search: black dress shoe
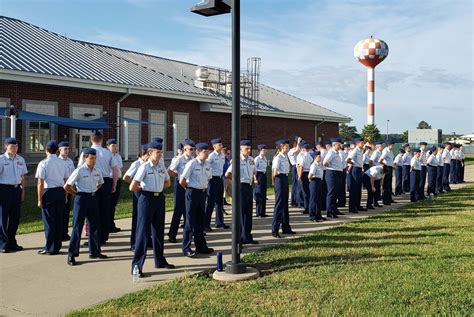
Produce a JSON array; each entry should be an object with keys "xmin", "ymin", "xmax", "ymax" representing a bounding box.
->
[
  {"xmin": 38, "ymin": 249, "xmax": 53, "ymax": 255},
  {"xmin": 67, "ymin": 256, "xmax": 76, "ymax": 266},
  {"xmin": 320, "ymin": 217, "xmax": 328, "ymax": 221},
  {"xmin": 83, "ymin": 241, "xmax": 89, "ymax": 247},
  {"xmin": 89, "ymin": 253, "xmax": 108, "ymax": 259},
  {"xmin": 282, "ymin": 230, "xmax": 296, "ymax": 234},
  {"xmin": 328, "ymin": 214, "xmax": 339, "ymax": 218},
  {"xmin": 272, "ymin": 232, "xmax": 282, "ymax": 238},
  {"xmin": 11, "ymin": 245, "xmax": 23, "ymax": 251},
  {"xmin": 260, "ymin": 214, "xmax": 268, "ymax": 218},
  {"xmin": 374, "ymin": 204, "xmax": 382, "ymax": 207},
  {"xmin": 216, "ymin": 224, "xmax": 230, "ymax": 229},
  {"xmin": 204, "ymin": 227, "xmax": 213, "ymax": 232},
  {"xmin": 183, "ymin": 250, "xmax": 196, "ymax": 257},
  {"xmin": 180, "ymin": 224, "xmax": 184, "ymax": 228},
  {"xmin": 62, "ymin": 235, "xmax": 71, "ymax": 241},
  {"xmin": 109, "ymin": 227, "xmax": 121, "ymax": 233},
  {"xmin": 391, "ymin": 200, "xmax": 398, "ymax": 203},
  {"xmin": 168, "ymin": 237, "xmax": 178, "ymax": 243},
  {"xmin": 1, "ymin": 248, "xmax": 11, "ymax": 253},
  {"xmin": 358, "ymin": 207, "xmax": 368, "ymax": 211},
  {"xmin": 157, "ymin": 262, "xmax": 175, "ymax": 269},
  {"xmin": 196, "ymin": 247, "xmax": 214, "ymax": 254},
  {"xmin": 335, "ymin": 212, "xmax": 345, "ymax": 215},
  {"xmin": 242, "ymin": 240, "xmax": 259, "ymax": 245},
  {"xmin": 349, "ymin": 210, "xmax": 359, "ymax": 214}
]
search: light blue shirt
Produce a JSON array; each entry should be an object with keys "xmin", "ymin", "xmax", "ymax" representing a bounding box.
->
[
  {"xmin": 287, "ymin": 148, "xmax": 299, "ymax": 166},
  {"xmin": 227, "ymin": 154, "xmax": 255, "ymax": 184},
  {"xmin": 66, "ymin": 164, "xmax": 104, "ymax": 193},
  {"xmin": 323, "ymin": 149, "xmax": 343, "ymax": 171},
  {"xmin": 402, "ymin": 152, "xmax": 412, "ymax": 165},
  {"xmin": 169, "ymin": 154, "xmax": 193, "ymax": 178},
  {"xmin": 296, "ymin": 151, "xmax": 312, "ymax": 172},
  {"xmin": 347, "ymin": 147, "xmax": 363, "ymax": 168},
  {"xmin": 411, "ymin": 157, "xmax": 422, "ymax": 171},
  {"xmin": 272, "ymin": 153, "xmax": 290, "ymax": 174},
  {"xmin": 427, "ymin": 154, "xmax": 438, "ymax": 166},
  {"xmin": 133, "ymin": 160, "xmax": 170, "ymax": 192},
  {"xmin": 35, "ymin": 154, "xmax": 69, "ymax": 188},
  {"xmin": 111, "ymin": 153, "xmax": 123, "ymax": 178},
  {"xmin": 254, "ymin": 154, "xmax": 268, "ymax": 173},
  {"xmin": 207, "ymin": 150, "xmax": 225, "ymax": 177},
  {"xmin": 58, "ymin": 155, "xmax": 75, "ymax": 176},
  {"xmin": 0, "ymin": 153, "xmax": 28, "ymax": 185},
  {"xmin": 125, "ymin": 158, "xmax": 144, "ymax": 178},
  {"xmin": 181, "ymin": 157, "xmax": 212, "ymax": 190},
  {"xmin": 365, "ymin": 166, "xmax": 384, "ymax": 180},
  {"xmin": 370, "ymin": 149, "xmax": 382, "ymax": 166},
  {"xmin": 363, "ymin": 149, "xmax": 371, "ymax": 165},
  {"xmin": 309, "ymin": 161, "xmax": 323, "ymax": 179},
  {"xmin": 379, "ymin": 148, "xmax": 394, "ymax": 167},
  {"xmin": 78, "ymin": 145, "xmax": 116, "ymax": 178}
]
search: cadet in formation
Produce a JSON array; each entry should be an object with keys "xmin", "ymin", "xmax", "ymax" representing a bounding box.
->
[
  {"xmin": 323, "ymin": 137, "xmax": 344, "ymax": 218},
  {"xmin": 254, "ymin": 144, "xmax": 268, "ymax": 218},
  {"xmin": 296, "ymin": 141, "xmax": 312, "ymax": 214},
  {"xmin": 346, "ymin": 137, "xmax": 366, "ymax": 213},
  {"xmin": 308, "ymin": 150, "xmax": 325, "ymax": 222},
  {"xmin": 58, "ymin": 141, "xmax": 75, "ymax": 241}
]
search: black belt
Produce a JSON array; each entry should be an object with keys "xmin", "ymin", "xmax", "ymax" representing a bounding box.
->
[
  {"xmin": 188, "ymin": 187, "xmax": 206, "ymax": 192},
  {"xmin": 276, "ymin": 173, "xmax": 288, "ymax": 177},
  {"xmin": 212, "ymin": 176, "xmax": 222, "ymax": 179},
  {"xmin": 45, "ymin": 187, "xmax": 64, "ymax": 191},
  {"xmin": 0, "ymin": 184, "xmax": 21, "ymax": 188},
  {"xmin": 77, "ymin": 192, "xmax": 96, "ymax": 196},
  {"xmin": 427, "ymin": 165, "xmax": 437, "ymax": 167},
  {"xmin": 142, "ymin": 191, "xmax": 162, "ymax": 197},
  {"xmin": 241, "ymin": 183, "xmax": 251, "ymax": 186}
]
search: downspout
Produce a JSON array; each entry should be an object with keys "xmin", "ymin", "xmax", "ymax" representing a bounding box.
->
[
  {"xmin": 115, "ymin": 88, "xmax": 132, "ymax": 152},
  {"xmin": 315, "ymin": 119, "xmax": 326, "ymax": 142}
]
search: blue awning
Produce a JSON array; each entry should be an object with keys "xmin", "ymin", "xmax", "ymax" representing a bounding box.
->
[
  {"xmin": 0, "ymin": 108, "xmax": 111, "ymax": 129},
  {"xmin": 119, "ymin": 116, "xmax": 164, "ymax": 126}
]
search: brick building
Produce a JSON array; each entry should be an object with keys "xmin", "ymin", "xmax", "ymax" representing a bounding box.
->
[{"xmin": 0, "ymin": 16, "xmax": 350, "ymax": 163}]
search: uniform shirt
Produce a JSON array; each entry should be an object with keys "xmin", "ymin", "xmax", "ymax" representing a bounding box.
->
[
  {"xmin": 0, "ymin": 152, "xmax": 28, "ymax": 185},
  {"xmin": 393, "ymin": 154, "xmax": 403, "ymax": 166},
  {"xmin": 420, "ymin": 149, "xmax": 428, "ymax": 166},
  {"xmin": 402, "ymin": 152, "xmax": 412, "ymax": 166},
  {"xmin": 272, "ymin": 153, "xmax": 290, "ymax": 175},
  {"xmin": 459, "ymin": 150, "xmax": 465, "ymax": 160},
  {"xmin": 169, "ymin": 154, "xmax": 193, "ymax": 179},
  {"xmin": 78, "ymin": 145, "xmax": 117, "ymax": 178},
  {"xmin": 254, "ymin": 154, "xmax": 268, "ymax": 173},
  {"xmin": 365, "ymin": 166, "xmax": 384, "ymax": 180},
  {"xmin": 66, "ymin": 163, "xmax": 104, "ymax": 193},
  {"xmin": 370, "ymin": 149, "xmax": 382, "ymax": 167},
  {"xmin": 309, "ymin": 161, "xmax": 323, "ymax": 179},
  {"xmin": 379, "ymin": 148, "xmax": 394, "ymax": 167},
  {"xmin": 436, "ymin": 152, "xmax": 443, "ymax": 166},
  {"xmin": 410, "ymin": 157, "xmax": 422, "ymax": 171},
  {"xmin": 363, "ymin": 149, "xmax": 371, "ymax": 165},
  {"xmin": 339, "ymin": 150, "xmax": 348, "ymax": 169},
  {"xmin": 35, "ymin": 154, "xmax": 69, "ymax": 188},
  {"xmin": 323, "ymin": 148, "xmax": 343, "ymax": 171},
  {"xmin": 441, "ymin": 148, "xmax": 452, "ymax": 164},
  {"xmin": 181, "ymin": 157, "xmax": 212, "ymax": 190},
  {"xmin": 287, "ymin": 148, "xmax": 299, "ymax": 166},
  {"xmin": 347, "ymin": 147, "xmax": 363, "ymax": 168},
  {"xmin": 207, "ymin": 150, "xmax": 225, "ymax": 177},
  {"xmin": 227, "ymin": 154, "xmax": 255, "ymax": 184},
  {"xmin": 111, "ymin": 153, "xmax": 123, "ymax": 178},
  {"xmin": 125, "ymin": 158, "xmax": 145, "ymax": 179},
  {"xmin": 296, "ymin": 151, "xmax": 313, "ymax": 172},
  {"xmin": 133, "ymin": 160, "xmax": 169, "ymax": 192},
  {"xmin": 453, "ymin": 150, "xmax": 461, "ymax": 161},
  {"xmin": 320, "ymin": 149, "xmax": 328, "ymax": 171},
  {"xmin": 58, "ymin": 155, "xmax": 75, "ymax": 176},
  {"xmin": 427, "ymin": 154, "xmax": 438, "ymax": 166}
]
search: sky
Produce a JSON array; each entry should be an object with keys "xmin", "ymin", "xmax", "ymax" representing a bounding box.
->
[{"xmin": 1, "ymin": 0, "xmax": 473, "ymax": 134}]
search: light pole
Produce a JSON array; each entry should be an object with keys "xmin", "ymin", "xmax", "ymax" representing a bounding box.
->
[
  {"xmin": 192, "ymin": 0, "xmax": 247, "ymax": 275},
  {"xmin": 386, "ymin": 119, "xmax": 389, "ymax": 141}
]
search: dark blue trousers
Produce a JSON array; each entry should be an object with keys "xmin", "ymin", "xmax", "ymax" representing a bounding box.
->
[
  {"xmin": 0, "ymin": 185, "xmax": 21, "ymax": 250},
  {"xmin": 272, "ymin": 174, "xmax": 292, "ymax": 234},
  {"xmin": 337, "ymin": 168, "xmax": 347, "ymax": 207},
  {"xmin": 62, "ymin": 194, "xmax": 72, "ymax": 238},
  {"xmin": 96, "ymin": 177, "xmax": 112, "ymax": 244},
  {"xmin": 132, "ymin": 191, "xmax": 166, "ymax": 273},
  {"xmin": 254, "ymin": 172, "xmax": 267, "ymax": 217},
  {"xmin": 349, "ymin": 167, "xmax": 363, "ymax": 212},
  {"xmin": 419, "ymin": 166, "xmax": 427, "ymax": 199},
  {"xmin": 291, "ymin": 165, "xmax": 303, "ymax": 207},
  {"xmin": 382, "ymin": 166, "xmax": 393, "ymax": 204},
  {"xmin": 309, "ymin": 178, "xmax": 322, "ymax": 220},
  {"xmin": 68, "ymin": 193, "xmax": 101, "ymax": 257},
  {"xmin": 300, "ymin": 171, "xmax": 310, "ymax": 212},
  {"xmin": 395, "ymin": 166, "xmax": 403, "ymax": 195},
  {"xmin": 449, "ymin": 159, "xmax": 458, "ymax": 184},
  {"xmin": 410, "ymin": 170, "xmax": 421, "ymax": 202},
  {"xmin": 427, "ymin": 165, "xmax": 437, "ymax": 195},
  {"xmin": 205, "ymin": 176, "xmax": 224, "ymax": 228},
  {"xmin": 443, "ymin": 163, "xmax": 451, "ymax": 191},
  {"xmin": 402, "ymin": 165, "xmax": 411, "ymax": 193},
  {"xmin": 130, "ymin": 191, "xmax": 140, "ymax": 249},
  {"xmin": 168, "ymin": 179, "xmax": 186, "ymax": 239},
  {"xmin": 321, "ymin": 171, "xmax": 327, "ymax": 211},
  {"xmin": 41, "ymin": 187, "xmax": 65, "ymax": 253},
  {"xmin": 240, "ymin": 183, "xmax": 254, "ymax": 243},
  {"xmin": 346, "ymin": 170, "xmax": 351, "ymax": 192},
  {"xmin": 109, "ymin": 179, "xmax": 121, "ymax": 229},
  {"xmin": 182, "ymin": 188, "xmax": 208, "ymax": 253},
  {"xmin": 325, "ymin": 170, "xmax": 342, "ymax": 216},
  {"xmin": 437, "ymin": 165, "xmax": 444, "ymax": 193},
  {"xmin": 363, "ymin": 174, "xmax": 375, "ymax": 207}
]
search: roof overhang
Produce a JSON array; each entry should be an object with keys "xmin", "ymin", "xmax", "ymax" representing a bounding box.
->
[
  {"xmin": 0, "ymin": 69, "xmax": 220, "ymax": 104},
  {"xmin": 200, "ymin": 103, "xmax": 352, "ymax": 123}
]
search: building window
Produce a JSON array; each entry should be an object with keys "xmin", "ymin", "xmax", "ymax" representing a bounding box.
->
[
  {"xmin": 149, "ymin": 110, "xmax": 166, "ymax": 148},
  {"xmin": 121, "ymin": 107, "xmax": 141, "ymax": 156},
  {"xmin": 29, "ymin": 121, "xmax": 50, "ymax": 152},
  {"xmin": 173, "ymin": 112, "xmax": 189, "ymax": 146},
  {"xmin": 22, "ymin": 100, "xmax": 57, "ymax": 153},
  {"xmin": 0, "ymin": 98, "xmax": 10, "ymax": 142}
]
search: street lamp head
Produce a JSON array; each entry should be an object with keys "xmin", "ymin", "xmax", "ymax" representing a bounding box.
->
[{"xmin": 191, "ymin": 0, "xmax": 231, "ymax": 16}]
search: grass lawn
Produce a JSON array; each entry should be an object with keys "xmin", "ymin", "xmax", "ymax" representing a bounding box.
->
[
  {"xmin": 70, "ymin": 185, "xmax": 474, "ymax": 316},
  {"xmin": 465, "ymin": 153, "xmax": 474, "ymax": 166}
]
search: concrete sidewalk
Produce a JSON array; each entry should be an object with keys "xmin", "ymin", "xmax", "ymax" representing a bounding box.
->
[{"xmin": 1, "ymin": 166, "xmax": 472, "ymax": 316}]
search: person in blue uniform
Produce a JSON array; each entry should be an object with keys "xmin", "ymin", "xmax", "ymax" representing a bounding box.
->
[
  {"xmin": 394, "ymin": 148, "xmax": 405, "ymax": 195},
  {"xmin": 167, "ymin": 139, "xmax": 195, "ymax": 243},
  {"xmin": 410, "ymin": 148, "xmax": 422, "ymax": 202},
  {"xmin": 346, "ymin": 137, "xmax": 366, "ymax": 213},
  {"xmin": 58, "ymin": 141, "xmax": 75, "ymax": 241},
  {"xmin": 65, "ymin": 148, "xmax": 107, "ymax": 266},
  {"xmin": 107, "ymin": 139, "xmax": 123, "ymax": 233},
  {"xmin": 363, "ymin": 165, "xmax": 387, "ymax": 209},
  {"xmin": 36, "ymin": 140, "xmax": 70, "ymax": 255},
  {"xmin": 323, "ymin": 137, "xmax": 344, "ymax": 218},
  {"xmin": 320, "ymin": 140, "xmax": 332, "ymax": 211},
  {"xmin": 288, "ymin": 137, "xmax": 303, "ymax": 208},
  {"xmin": 426, "ymin": 146, "xmax": 438, "ymax": 196},
  {"xmin": 379, "ymin": 140, "xmax": 395, "ymax": 205},
  {"xmin": 369, "ymin": 141, "xmax": 384, "ymax": 207},
  {"xmin": 308, "ymin": 150, "xmax": 325, "ymax": 222},
  {"xmin": 204, "ymin": 138, "xmax": 229, "ymax": 231},
  {"xmin": 179, "ymin": 142, "xmax": 214, "ymax": 257},
  {"xmin": 0, "ymin": 137, "xmax": 28, "ymax": 253},
  {"xmin": 441, "ymin": 142, "xmax": 452, "ymax": 192},
  {"xmin": 129, "ymin": 141, "xmax": 173, "ymax": 278},
  {"xmin": 436, "ymin": 144, "xmax": 445, "ymax": 193},
  {"xmin": 254, "ymin": 144, "xmax": 268, "ymax": 218},
  {"xmin": 418, "ymin": 142, "xmax": 428, "ymax": 200},
  {"xmin": 123, "ymin": 144, "xmax": 149, "ymax": 251},
  {"xmin": 78, "ymin": 130, "xmax": 119, "ymax": 245},
  {"xmin": 296, "ymin": 141, "xmax": 312, "ymax": 214},
  {"xmin": 401, "ymin": 144, "xmax": 412, "ymax": 193},
  {"xmin": 337, "ymin": 143, "xmax": 350, "ymax": 208},
  {"xmin": 225, "ymin": 140, "xmax": 258, "ymax": 244},
  {"xmin": 271, "ymin": 139, "xmax": 295, "ymax": 238}
]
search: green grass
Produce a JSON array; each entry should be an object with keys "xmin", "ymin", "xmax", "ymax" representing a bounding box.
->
[
  {"xmin": 70, "ymin": 185, "xmax": 474, "ymax": 316},
  {"xmin": 465, "ymin": 153, "xmax": 474, "ymax": 166}
]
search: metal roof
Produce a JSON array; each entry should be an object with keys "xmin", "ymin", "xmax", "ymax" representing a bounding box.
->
[{"xmin": 0, "ymin": 16, "xmax": 351, "ymax": 123}]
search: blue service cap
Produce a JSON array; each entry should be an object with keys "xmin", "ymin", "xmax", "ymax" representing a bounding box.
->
[
  {"xmin": 301, "ymin": 142, "xmax": 310, "ymax": 149},
  {"xmin": 330, "ymin": 137, "xmax": 342, "ymax": 143},
  {"xmin": 399, "ymin": 149, "xmax": 406, "ymax": 154},
  {"xmin": 386, "ymin": 139, "xmax": 395, "ymax": 145},
  {"xmin": 419, "ymin": 142, "xmax": 428, "ymax": 146},
  {"xmin": 429, "ymin": 146, "xmax": 437, "ymax": 152},
  {"xmin": 343, "ymin": 143, "xmax": 350, "ymax": 148},
  {"xmin": 257, "ymin": 144, "xmax": 267, "ymax": 150},
  {"xmin": 438, "ymin": 144, "xmax": 445, "ymax": 149},
  {"xmin": 91, "ymin": 130, "xmax": 102, "ymax": 137},
  {"xmin": 240, "ymin": 140, "xmax": 251, "ymax": 147},
  {"xmin": 413, "ymin": 148, "xmax": 421, "ymax": 153},
  {"xmin": 151, "ymin": 137, "xmax": 163, "ymax": 143},
  {"xmin": 141, "ymin": 143, "xmax": 150, "ymax": 151},
  {"xmin": 403, "ymin": 143, "xmax": 410, "ymax": 148},
  {"xmin": 183, "ymin": 138, "xmax": 195, "ymax": 146},
  {"xmin": 211, "ymin": 138, "xmax": 222, "ymax": 145},
  {"xmin": 315, "ymin": 141, "xmax": 323, "ymax": 147},
  {"xmin": 106, "ymin": 138, "xmax": 117, "ymax": 145},
  {"xmin": 323, "ymin": 140, "xmax": 332, "ymax": 146},
  {"xmin": 4, "ymin": 137, "xmax": 17, "ymax": 145},
  {"xmin": 275, "ymin": 139, "xmax": 289, "ymax": 146},
  {"xmin": 310, "ymin": 150, "xmax": 321, "ymax": 158},
  {"xmin": 374, "ymin": 141, "xmax": 384, "ymax": 145},
  {"xmin": 58, "ymin": 140, "xmax": 69, "ymax": 148},
  {"xmin": 177, "ymin": 143, "xmax": 184, "ymax": 150},
  {"xmin": 148, "ymin": 141, "xmax": 163, "ymax": 150},
  {"xmin": 443, "ymin": 141, "xmax": 451, "ymax": 146},
  {"xmin": 46, "ymin": 140, "xmax": 58, "ymax": 151},
  {"xmin": 353, "ymin": 137, "xmax": 365, "ymax": 143},
  {"xmin": 82, "ymin": 147, "xmax": 96, "ymax": 155},
  {"xmin": 453, "ymin": 143, "xmax": 460, "ymax": 148},
  {"xmin": 196, "ymin": 142, "xmax": 209, "ymax": 150}
]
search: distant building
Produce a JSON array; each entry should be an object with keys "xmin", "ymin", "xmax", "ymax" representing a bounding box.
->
[{"xmin": 408, "ymin": 129, "xmax": 442, "ymax": 144}]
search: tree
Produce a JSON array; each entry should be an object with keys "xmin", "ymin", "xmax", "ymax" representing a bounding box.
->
[
  {"xmin": 361, "ymin": 124, "xmax": 381, "ymax": 144},
  {"xmin": 417, "ymin": 121, "xmax": 432, "ymax": 129},
  {"xmin": 339, "ymin": 123, "xmax": 359, "ymax": 142},
  {"xmin": 401, "ymin": 130, "xmax": 409, "ymax": 143}
]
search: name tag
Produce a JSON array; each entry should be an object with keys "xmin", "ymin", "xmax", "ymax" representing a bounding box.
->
[{"xmin": 94, "ymin": 173, "xmax": 100, "ymax": 177}]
